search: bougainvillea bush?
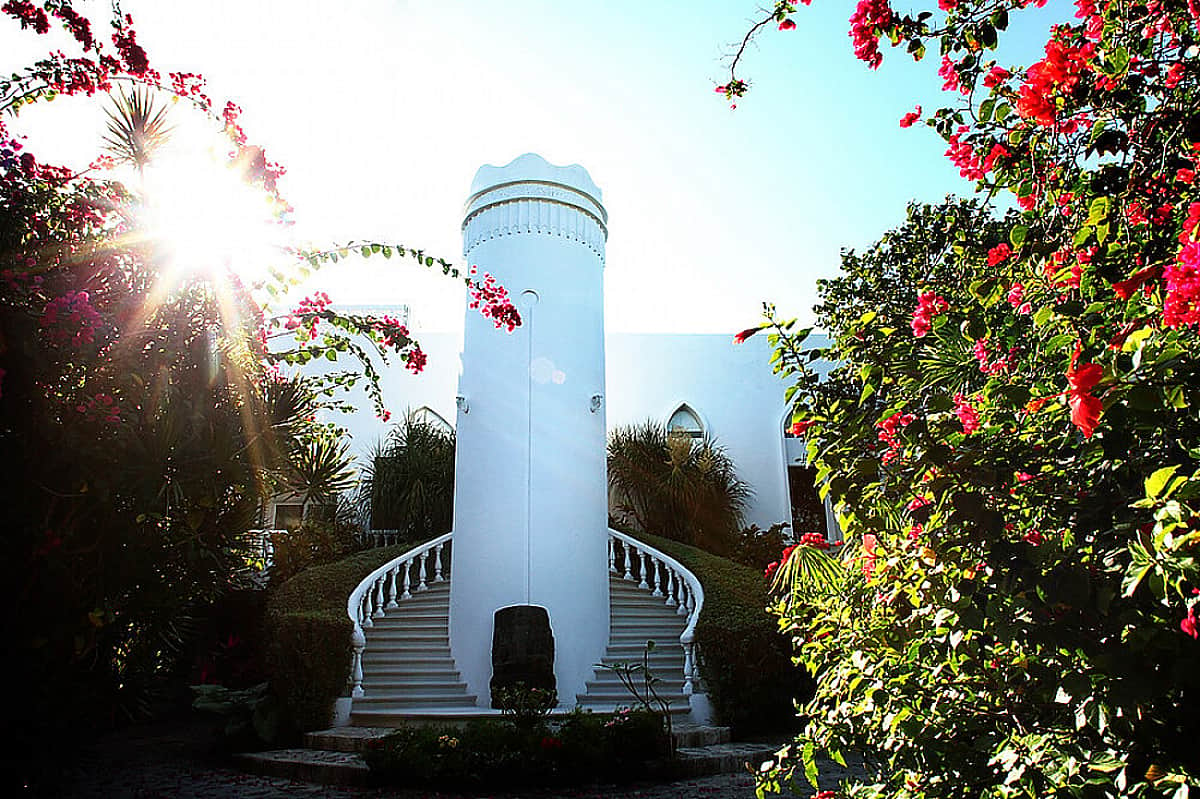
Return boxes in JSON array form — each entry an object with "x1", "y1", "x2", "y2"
[
  {"x1": 0, "y1": 0, "x2": 518, "y2": 768},
  {"x1": 728, "y1": 1, "x2": 1200, "y2": 796}
]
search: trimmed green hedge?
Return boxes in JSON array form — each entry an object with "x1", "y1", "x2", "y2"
[
  {"x1": 264, "y1": 543, "x2": 412, "y2": 731},
  {"x1": 624, "y1": 530, "x2": 811, "y2": 736}
]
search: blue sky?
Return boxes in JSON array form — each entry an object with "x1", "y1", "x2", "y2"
[{"x1": 3, "y1": 0, "x2": 1066, "y2": 332}]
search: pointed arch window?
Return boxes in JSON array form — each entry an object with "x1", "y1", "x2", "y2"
[
  {"x1": 667, "y1": 403, "x2": 704, "y2": 439},
  {"x1": 411, "y1": 406, "x2": 453, "y2": 433}
]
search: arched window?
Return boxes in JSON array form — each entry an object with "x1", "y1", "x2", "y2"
[
  {"x1": 411, "y1": 406, "x2": 453, "y2": 433},
  {"x1": 667, "y1": 403, "x2": 704, "y2": 439}
]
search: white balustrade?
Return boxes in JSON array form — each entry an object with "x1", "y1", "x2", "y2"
[
  {"x1": 607, "y1": 529, "x2": 706, "y2": 696},
  {"x1": 346, "y1": 532, "x2": 452, "y2": 698}
]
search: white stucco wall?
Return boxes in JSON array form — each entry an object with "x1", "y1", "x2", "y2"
[{"x1": 449, "y1": 155, "x2": 610, "y2": 707}]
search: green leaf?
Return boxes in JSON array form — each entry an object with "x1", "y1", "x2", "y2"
[
  {"x1": 1146, "y1": 466, "x2": 1180, "y2": 499},
  {"x1": 1086, "y1": 196, "x2": 1111, "y2": 225},
  {"x1": 1009, "y1": 224, "x2": 1028, "y2": 248}
]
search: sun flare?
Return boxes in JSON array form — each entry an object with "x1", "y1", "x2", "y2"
[{"x1": 139, "y1": 144, "x2": 286, "y2": 287}]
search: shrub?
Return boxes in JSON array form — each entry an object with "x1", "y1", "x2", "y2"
[
  {"x1": 617, "y1": 527, "x2": 810, "y2": 735},
  {"x1": 608, "y1": 421, "x2": 750, "y2": 556},
  {"x1": 362, "y1": 710, "x2": 668, "y2": 789},
  {"x1": 263, "y1": 543, "x2": 412, "y2": 731}
]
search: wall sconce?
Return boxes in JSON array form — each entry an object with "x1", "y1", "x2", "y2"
[
  {"x1": 590, "y1": 394, "x2": 603, "y2": 413},
  {"x1": 456, "y1": 395, "x2": 470, "y2": 415}
]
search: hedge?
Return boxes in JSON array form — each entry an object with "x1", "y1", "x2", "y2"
[
  {"x1": 622, "y1": 530, "x2": 811, "y2": 736},
  {"x1": 264, "y1": 543, "x2": 412, "y2": 731}
]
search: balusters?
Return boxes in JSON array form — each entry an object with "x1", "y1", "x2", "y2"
[
  {"x1": 664, "y1": 569, "x2": 677, "y2": 606},
  {"x1": 385, "y1": 567, "x2": 400, "y2": 610},
  {"x1": 372, "y1": 576, "x2": 386, "y2": 619},
  {"x1": 433, "y1": 543, "x2": 445, "y2": 581},
  {"x1": 350, "y1": 625, "x2": 366, "y2": 698},
  {"x1": 608, "y1": 539, "x2": 617, "y2": 573},
  {"x1": 682, "y1": 642, "x2": 695, "y2": 695},
  {"x1": 417, "y1": 552, "x2": 429, "y2": 591},
  {"x1": 638, "y1": 552, "x2": 650, "y2": 589},
  {"x1": 622, "y1": 541, "x2": 634, "y2": 581},
  {"x1": 360, "y1": 593, "x2": 373, "y2": 628},
  {"x1": 677, "y1": 583, "x2": 690, "y2": 615},
  {"x1": 401, "y1": 559, "x2": 412, "y2": 599},
  {"x1": 651, "y1": 559, "x2": 663, "y2": 597}
]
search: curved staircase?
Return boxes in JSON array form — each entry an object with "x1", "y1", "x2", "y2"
[{"x1": 345, "y1": 530, "x2": 703, "y2": 723}]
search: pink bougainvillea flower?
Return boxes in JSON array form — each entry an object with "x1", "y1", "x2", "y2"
[
  {"x1": 778, "y1": 18, "x2": 796, "y2": 31},
  {"x1": 953, "y1": 393, "x2": 981, "y2": 435},
  {"x1": 900, "y1": 105, "x2": 921, "y2": 128},
  {"x1": 1023, "y1": 529, "x2": 1045, "y2": 546},
  {"x1": 1180, "y1": 606, "x2": 1198, "y2": 639},
  {"x1": 911, "y1": 291, "x2": 948, "y2": 337}
]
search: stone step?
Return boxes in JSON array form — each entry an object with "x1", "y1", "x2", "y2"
[
  {"x1": 358, "y1": 681, "x2": 471, "y2": 696},
  {"x1": 234, "y1": 748, "x2": 369, "y2": 787},
  {"x1": 353, "y1": 691, "x2": 479, "y2": 707},
  {"x1": 304, "y1": 723, "x2": 731, "y2": 753},
  {"x1": 362, "y1": 643, "x2": 453, "y2": 658},
  {"x1": 360, "y1": 655, "x2": 456, "y2": 671},
  {"x1": 365, "y1": 632, "x2": 450, "y2": 646},
  {"x1": 235, "y1": 738, "x2": 776, "y2": 787},
  {"x1": 360, "y1": 667, "x2": 462, "y2": 681}
]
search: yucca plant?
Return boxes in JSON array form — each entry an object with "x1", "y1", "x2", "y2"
[
  {"x1": 608, "y1": 421, "x2": 751, "y2": 556},
  {"x1": 101, "y1": 85, "x2": 174, "y2": 177}
]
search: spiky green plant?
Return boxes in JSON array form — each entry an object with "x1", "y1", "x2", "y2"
[
  {"x1": 608, "y1": 421, "x2": 751, "y2": 556},
  {"x1": 101, "y1": 85, "x2": 174, "y2": 176},
  {"x1": 357, "y1": 410, "x2": 455, "y2": 541}
]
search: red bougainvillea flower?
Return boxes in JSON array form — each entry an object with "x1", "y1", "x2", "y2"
[
  {"x1": 900, "y1": 106, "x2": 921, "y2": 128},
  {"x1": 800, "y1": 532, "x2": 831, "y2": 550},
  {"x1": 779, "y1": 18, "x2": 796, "y2": 31},
  {"x1": 987, "y1": 243, "x2": 1011, "y2": 266},
  {"x1": 790, "y1": 419, "x2": 815, "y2": 436},
  {"x1": 733, "y1": 326, "x2": 760, "y2": 344},
  {"x1": 1066, "y1": 343, "x2": 1103, "y2": 437},
  {"x1": 911, "y1": 291, "x2": 948, "y2": 337},
  {"x1": 1023, "y1": 529, "x2": 1045, "y2": 546},
  {"x1": 764, "y1": 560, "x2": 780, "y2": 580}
]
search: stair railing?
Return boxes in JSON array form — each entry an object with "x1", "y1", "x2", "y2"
[
  {"x1": 346, "y1": 531, "x2": 453, "y2": 698},
  {"x1": 607, "y1": 529, "x2": 706, "y2": 696}
]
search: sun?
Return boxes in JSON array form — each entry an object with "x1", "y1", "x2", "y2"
[{"x1": 139, "y1": 142, "x2": 287, "y2": 287}]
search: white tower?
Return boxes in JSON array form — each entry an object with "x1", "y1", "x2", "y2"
[{"x1": 449, "y1": 154, "x2": 610, "y2": 707}]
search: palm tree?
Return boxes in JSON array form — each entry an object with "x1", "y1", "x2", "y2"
[
  {"x1": 608, "y1": 421, "x2": 751, "y2": 555},
  {"x1": 357, "y1": 411, "x2": 456, "y2": 541}
]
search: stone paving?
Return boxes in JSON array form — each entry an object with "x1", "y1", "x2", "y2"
[{"x1": 31, "y1": 718, "x2": 871, "y2": 799}]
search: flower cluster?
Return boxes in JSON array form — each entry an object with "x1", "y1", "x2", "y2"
[
  {"x1": 973, "y1": 338, "x2": 1016, "y2": 375},
  {"x1": 849, "y1": 0, "x2": 895, "y2": 69},
  {"x1": 404, "y1": 344, "x2": 427, "y2": 375},
  {"x1": 1016, "y1": 28, "x2": 1096, "y2": 127},
  {"x1": 1166, "y1": 202, "x2": 1200, "y2": 328},
  {"x1": 41, "y1": 290, "x2": 102, "y2": 348},
  {"x1": 467, "y1": 268, "x2": 521, "y2": 332},
  {"x1": 952, "y1": 393, "x2": 980, "y2": 435},
  {"x1": 76, "y1": 392, "x2": 120, "y2": 424},
  {"x1": 876, "y1": 411, "x2": 915, "y2": 463},
  {"x1": 800, "y1": 532, "x2": 830, "y2": 549},
  {"x1": 910, "y1": 291, "x2": 948, "y2": 337}
]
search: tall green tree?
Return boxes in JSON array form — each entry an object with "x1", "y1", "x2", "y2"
[{"x1": 726, "y1": 2, "x2": 1200, "y2": 796}]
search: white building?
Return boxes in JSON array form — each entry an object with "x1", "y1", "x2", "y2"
[{"x1": 312, "y1": 155, "x2": 836, "y2": 723}]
